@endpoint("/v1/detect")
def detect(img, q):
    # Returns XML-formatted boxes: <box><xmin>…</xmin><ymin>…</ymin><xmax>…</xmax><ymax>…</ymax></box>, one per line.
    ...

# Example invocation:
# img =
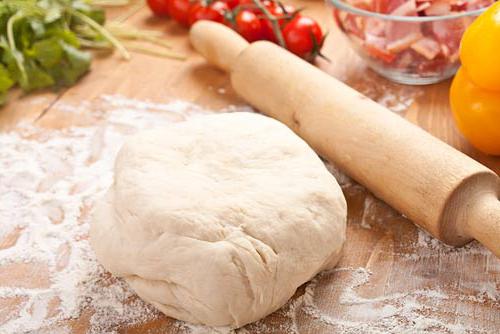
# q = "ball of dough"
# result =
<box><xmin>90</xmin><ymin>112</ymin><xmax>346</xmax><ymax>328</ymax></box>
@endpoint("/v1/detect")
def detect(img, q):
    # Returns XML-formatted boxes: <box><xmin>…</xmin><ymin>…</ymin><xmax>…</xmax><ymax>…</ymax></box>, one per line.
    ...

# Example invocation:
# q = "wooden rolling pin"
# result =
<box><xmin>189</xmin><ymin>21</ymin><xmax>500</xmax><ymax>257</ymax></box>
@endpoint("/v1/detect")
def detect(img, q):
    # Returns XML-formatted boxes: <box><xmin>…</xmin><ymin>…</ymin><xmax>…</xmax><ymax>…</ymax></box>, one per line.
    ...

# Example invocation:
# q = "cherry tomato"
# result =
<box><xmin>187</xmin><ymin>1</ymin><xmax>229</xmax><ymax>26</ymax></box>
<box><xmin>450</xmin><ymin>68</ymin><xmax>500</xmax><ymax>156</ymax></box>
<box><xmin>260</xmin><ymin>3</ymin><xmax>297</xmax><ymax>42</ymax></box>
<box><xmin>282</xmin><ymin>16</ymin><xmax>323</xmax><ymax>59</ymax></box>
<box><xmin>222</xmin><ymin>0</ymin><xmax>240</xmax><ymax>9</ymax></box>
<box><xmin>235</xmin><ymin>10</ymin><xmax>264</xmax><ymax>42</ymax></box>
<box><xmin>168</xmin><ymin>0</ymin><xmax>192</xmax><ymax>27</ymax></box>
<box><xmin>146</xmin><ymin>0</ymin><xmax>170</xmax><ymax>16</ymax></box>
<box><xmin>460</xmin><ymin>2</ymin><xmax>500</xmax><ymax>91</ymax></box>
<box><xmin>260</xmin><ymin>18</ymin><xmax>277</xmax><ymax>42</ymax></box>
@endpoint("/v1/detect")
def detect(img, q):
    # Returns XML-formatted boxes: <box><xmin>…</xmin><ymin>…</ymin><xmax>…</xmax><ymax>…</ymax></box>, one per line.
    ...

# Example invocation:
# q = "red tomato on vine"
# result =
<box><xmin>188</xmin><ymin>1</ymin><xmax>230</xmax><ymax>26</ymax></box>
<box><xmin>235</xmin><ymin>10</ymin><xmax>264</xmax><ymax>42</ymax></box>
<box><xmin>168</xmin><ymin>0</ymin><xmax>192</xmax><ymax>27</ymax></box>
<box><xmin>282</xmin><ymin>16</ymin><xmax>324</xmax><ymax>60</ymax></box>
<box><xmin>222</xmin><ymin>0</ymin><xmax>240</xmax><ymax>9</ymax></box>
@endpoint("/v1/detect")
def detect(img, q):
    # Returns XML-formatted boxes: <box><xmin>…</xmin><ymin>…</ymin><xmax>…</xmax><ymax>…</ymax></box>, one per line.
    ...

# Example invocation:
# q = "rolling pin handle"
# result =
<box><xmin>466</xmin><ymin>194</ymin><xmax>500</xmax><ymax>257</ymax></box>
<box><xmin>190</xmin><ymin>21</ymin><xmax>249</xmax><ymax>72</ymax></box>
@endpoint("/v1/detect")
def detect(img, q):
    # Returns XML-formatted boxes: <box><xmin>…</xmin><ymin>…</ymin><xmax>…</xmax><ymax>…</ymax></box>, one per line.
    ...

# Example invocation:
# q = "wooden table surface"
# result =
<box><xmin>0</xmin><ymin>1</ymin><xmax>499</xmax><ymax>333</ymax></box>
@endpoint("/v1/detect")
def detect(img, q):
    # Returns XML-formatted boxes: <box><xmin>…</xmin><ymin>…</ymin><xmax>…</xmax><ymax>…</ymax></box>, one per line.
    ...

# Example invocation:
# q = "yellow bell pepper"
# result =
<box><xmin>450</xmin><ymin>2</ymin><xmax>500</xmax><ymax>156</ymax></box>
<box><xmin>460</xmin><ymin>2</ymin><xmax>500</xmax><ymax>91</ymax></box>
<box><xmin>450</xmin><ymin>68</ymin><xmax>500</xmax><ymax>156</ymax></box>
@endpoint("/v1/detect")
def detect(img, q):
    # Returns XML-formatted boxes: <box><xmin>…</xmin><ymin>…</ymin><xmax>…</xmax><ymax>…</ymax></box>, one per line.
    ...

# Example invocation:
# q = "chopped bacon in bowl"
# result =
<box><xmin>328</xmin><ymin>0</ymin><xmax>497</xmax><ymax>84</ymax></box>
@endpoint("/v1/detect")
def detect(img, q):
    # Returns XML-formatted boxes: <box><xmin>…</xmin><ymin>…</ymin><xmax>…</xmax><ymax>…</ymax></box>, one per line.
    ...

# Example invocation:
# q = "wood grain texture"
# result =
<box><xmin>0</xmin><ymin>1</ymin><xmax>498</xmax><ymax>333</ymax></box>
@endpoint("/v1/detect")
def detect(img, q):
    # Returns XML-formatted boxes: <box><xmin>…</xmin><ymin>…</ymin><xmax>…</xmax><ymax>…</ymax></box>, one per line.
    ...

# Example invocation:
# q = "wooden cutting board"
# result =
<box><xmin>0</xmin><ymin>1</ymin><xmax>498</xmax><ymax>333</ymax></box>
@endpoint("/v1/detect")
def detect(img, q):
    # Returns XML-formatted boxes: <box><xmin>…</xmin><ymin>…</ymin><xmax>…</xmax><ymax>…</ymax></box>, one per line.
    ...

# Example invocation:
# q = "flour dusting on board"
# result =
<box><xmin>346</xmin><ymin>70</ymin><xmax>422</xmax><ymax>113</ymax></box>
<box><xmin>0</xmin><ymin>96</ymin><xmax>248</xmax><ymax>333</ymax></box>
<box><xmin>0</xmin><ymin>96</ymin><xmax>498</xmax><ymax>333</ymax></box>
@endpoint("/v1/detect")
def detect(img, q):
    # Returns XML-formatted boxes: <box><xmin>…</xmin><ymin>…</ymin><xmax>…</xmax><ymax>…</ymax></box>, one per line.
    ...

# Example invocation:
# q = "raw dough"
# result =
<box><xmin>90</xmin><ymin>112</ymin><xmax>347</xmax><ymax>328</ymax></box>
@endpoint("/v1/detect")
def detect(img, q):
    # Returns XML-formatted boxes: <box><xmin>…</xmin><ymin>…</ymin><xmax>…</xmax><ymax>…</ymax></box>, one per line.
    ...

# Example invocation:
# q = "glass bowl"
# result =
<box><xmin>326</xmin><ymin>0</ymin><xmax>490</xmax><ymax>85</ymax></box>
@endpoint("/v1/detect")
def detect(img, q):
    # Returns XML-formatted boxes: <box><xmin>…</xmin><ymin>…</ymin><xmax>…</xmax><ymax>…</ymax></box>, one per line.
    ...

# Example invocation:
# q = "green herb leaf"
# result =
<box><xmin>47</xmin><ymin>41</ymin><xmax>90</xmax><ymax>86</ymax></box>
<box><xmin>21</xmin><ymin>58</ymin><xmax>54</xmax><ymax>91</ymax></box>
<box><xmin>0</xmin><ymin>41</ymin><xmax>26</xmax><ymax>85</ymax></box>
<box><xmin>61</xmin><ymin>41</ymin><xmax>90</xmax><ymax>83</ymax></box>
<box><xmin>29</xmin><ymin>18</ymin><xmax>45</xmax><ymax>37</ymax></box>
<box><xmin>0</xmin><ymin>64</ymin><xmax>13</xmax><ymax>89</ymax></box>
<box><xmin>27</xmin><ymin>36</ymin><xmax>63</xmax><ymax>68</ymax></box>
<box><xmin>47</xmin><ymin>28</ymin><xmax>80</xmax><ymax>47</ymax></box>
<box><xmin>0</xmin><ymin>0</ymin><xmax>130</xmax><ymax>106</ymax></box>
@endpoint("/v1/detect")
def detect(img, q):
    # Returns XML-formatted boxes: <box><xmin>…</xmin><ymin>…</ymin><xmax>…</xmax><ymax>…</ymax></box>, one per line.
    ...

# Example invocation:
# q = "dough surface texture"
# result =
<box><xmin>90</xmin><ymin>112</ymin><xmax>347</xmax><ymax>328</ymax></box>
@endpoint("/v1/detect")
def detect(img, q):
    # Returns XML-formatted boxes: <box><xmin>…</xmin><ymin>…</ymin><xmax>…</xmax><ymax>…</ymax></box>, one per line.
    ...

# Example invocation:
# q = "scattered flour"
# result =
<box><xmin>359</xmin><ymin>195</ymin><xmax>375</xmax><ymax>230</ymax></box>
<box><xmin>345</xmin><ymin>70</ymin><xmax>422</xmax><ymax>113</ymax></box>
<box><xmin>0</xmin><ymin>96</ymin><xmax>250</xmax><ymax>333</ymax></box>
<box><xmin>287</xmin><ymin>267</ymin><xmax>490</xmax><ymax>334</ymax></box>
<box><xmin>0</xmin><ymin>95</ymin><xmax>498</xmax><ymax>333</ymax></box>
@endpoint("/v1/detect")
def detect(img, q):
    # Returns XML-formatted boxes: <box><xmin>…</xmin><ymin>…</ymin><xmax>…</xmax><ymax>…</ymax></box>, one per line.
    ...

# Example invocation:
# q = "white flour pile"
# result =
<box><xmin>0</xmin><ymin>95</ymin><xmax>498</xmax><ymax>334</ymax></box>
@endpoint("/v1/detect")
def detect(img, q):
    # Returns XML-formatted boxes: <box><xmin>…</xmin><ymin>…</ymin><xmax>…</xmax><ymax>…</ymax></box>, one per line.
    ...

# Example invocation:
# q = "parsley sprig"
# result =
<box><xmin>0</xmin><ymin>0</ymin><xmax>123</xmax><ymax>104</ymax></box>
